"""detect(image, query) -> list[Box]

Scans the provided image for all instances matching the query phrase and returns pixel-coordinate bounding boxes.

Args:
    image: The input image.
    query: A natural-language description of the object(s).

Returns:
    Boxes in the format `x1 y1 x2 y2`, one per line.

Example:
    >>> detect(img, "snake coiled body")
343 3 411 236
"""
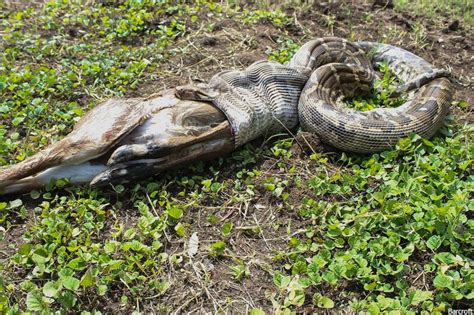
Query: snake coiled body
0 37 456 194
177 37 454 153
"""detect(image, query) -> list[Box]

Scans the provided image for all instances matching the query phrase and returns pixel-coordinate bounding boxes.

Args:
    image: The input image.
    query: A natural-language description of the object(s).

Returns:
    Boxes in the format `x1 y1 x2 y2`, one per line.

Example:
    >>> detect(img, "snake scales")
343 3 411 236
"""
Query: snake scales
0 37 455 194
176 37 454 153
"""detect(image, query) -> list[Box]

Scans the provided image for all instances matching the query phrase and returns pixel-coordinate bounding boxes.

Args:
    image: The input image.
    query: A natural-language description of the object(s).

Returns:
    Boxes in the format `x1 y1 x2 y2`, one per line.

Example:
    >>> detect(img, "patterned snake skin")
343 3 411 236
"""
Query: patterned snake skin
177 37 454 153
0 37 455 195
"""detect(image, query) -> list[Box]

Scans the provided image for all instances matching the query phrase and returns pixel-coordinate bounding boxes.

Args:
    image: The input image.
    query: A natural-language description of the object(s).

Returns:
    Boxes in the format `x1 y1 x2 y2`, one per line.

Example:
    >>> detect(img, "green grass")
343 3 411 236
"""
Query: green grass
394 0 474 27
0 1 473 313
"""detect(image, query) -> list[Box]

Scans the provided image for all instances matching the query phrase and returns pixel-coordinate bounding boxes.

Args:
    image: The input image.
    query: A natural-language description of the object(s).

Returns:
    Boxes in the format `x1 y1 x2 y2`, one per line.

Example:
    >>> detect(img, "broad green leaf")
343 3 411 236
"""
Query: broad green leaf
58 268 74 279
201 179 212 188
426 235 442 250
113 184 125 193
62 276 81 291
318 296 334 308
364 282 377 291
18 243 32 256
31 247 49 265
104 242 116 254
8 199 23 209
26 291 44 311
287 288 305 307
410 289 433 305
249 308 265 315
97 284 107 296
174 223 185 237
209 241 226 256
313 293 334 308
433 252 457 265
221 222 233 236
123 228 136 240
168 206 183 219
210 182 221 193
30 190 41 199
273 273 291 288
67 258 87 270
80 268 94 288
0 105 9 113
433 274 452 289
58 291 76 308
322 271 338 285
455 100 469 109
43 281 61 298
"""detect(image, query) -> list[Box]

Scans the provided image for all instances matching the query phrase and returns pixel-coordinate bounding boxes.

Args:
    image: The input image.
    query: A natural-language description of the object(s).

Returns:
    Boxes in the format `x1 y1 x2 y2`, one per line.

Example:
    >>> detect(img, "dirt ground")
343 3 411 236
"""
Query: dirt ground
131 2 473 313
1 0 472 313
131 1 473 120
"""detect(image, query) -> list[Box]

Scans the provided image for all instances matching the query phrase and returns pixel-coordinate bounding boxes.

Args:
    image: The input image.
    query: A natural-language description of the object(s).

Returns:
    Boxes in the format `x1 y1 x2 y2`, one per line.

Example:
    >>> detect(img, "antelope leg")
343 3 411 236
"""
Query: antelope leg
0 97 150 183
90 130 233 186
0 90 234 194
108 121 231 165
0 162 108 195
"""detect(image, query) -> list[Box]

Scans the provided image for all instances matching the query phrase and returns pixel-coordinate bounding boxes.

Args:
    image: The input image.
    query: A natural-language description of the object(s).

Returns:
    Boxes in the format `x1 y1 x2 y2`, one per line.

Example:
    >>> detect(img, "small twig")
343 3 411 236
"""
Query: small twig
146 193 160 217
253 213 271 251
298 132 317 155
269 115 307 152
242 201 249 219
172 289 205 314
190 260 219 313
412 271 424 284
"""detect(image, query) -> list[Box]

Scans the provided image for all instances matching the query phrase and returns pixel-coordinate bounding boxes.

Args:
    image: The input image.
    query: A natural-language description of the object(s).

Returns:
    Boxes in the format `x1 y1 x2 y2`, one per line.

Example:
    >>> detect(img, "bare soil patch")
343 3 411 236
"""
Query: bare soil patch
1 1 472 313
140 3 473 312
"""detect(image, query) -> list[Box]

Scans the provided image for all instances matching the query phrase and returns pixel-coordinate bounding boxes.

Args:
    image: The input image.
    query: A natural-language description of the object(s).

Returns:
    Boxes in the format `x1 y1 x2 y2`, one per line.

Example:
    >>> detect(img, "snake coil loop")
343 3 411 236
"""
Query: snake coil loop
178 37 453 153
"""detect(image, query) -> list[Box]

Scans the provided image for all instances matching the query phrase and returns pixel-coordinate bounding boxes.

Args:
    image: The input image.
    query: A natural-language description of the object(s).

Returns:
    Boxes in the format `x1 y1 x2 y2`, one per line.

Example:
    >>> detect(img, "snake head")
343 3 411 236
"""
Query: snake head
175 83 220 101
